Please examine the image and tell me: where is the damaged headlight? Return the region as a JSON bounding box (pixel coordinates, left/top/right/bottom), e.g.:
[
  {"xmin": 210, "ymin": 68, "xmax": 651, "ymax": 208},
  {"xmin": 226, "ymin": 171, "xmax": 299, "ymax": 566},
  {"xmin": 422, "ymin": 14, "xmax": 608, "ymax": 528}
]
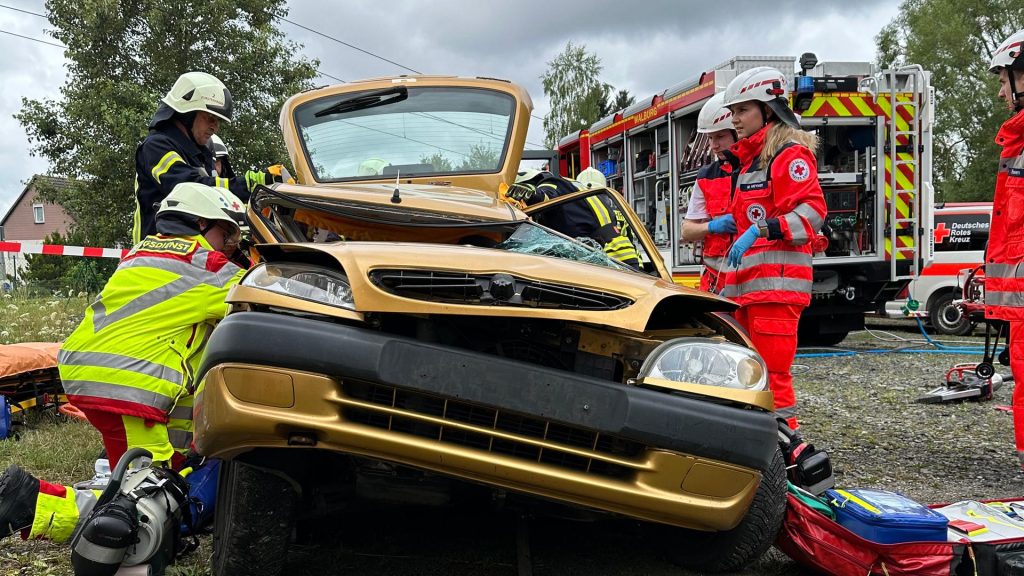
[
  {"xmin": 638, "ymin": 338, "xmax": 768, "ymax": 391},
  {"xmin": 241, "ymin": 263, "xmax": 355, "ymax": 309}
]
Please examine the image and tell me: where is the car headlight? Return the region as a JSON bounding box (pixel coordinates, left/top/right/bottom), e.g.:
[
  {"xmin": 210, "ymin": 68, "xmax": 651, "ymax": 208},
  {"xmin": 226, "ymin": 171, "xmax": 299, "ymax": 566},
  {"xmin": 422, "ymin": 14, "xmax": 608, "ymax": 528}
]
[
  {"xmin": 241, "ymin": 263, "xmax": 355, "ymax": 309},
  {"xmin": 638, "ymin": 338, "xmax": 768, "ymax": 391}
]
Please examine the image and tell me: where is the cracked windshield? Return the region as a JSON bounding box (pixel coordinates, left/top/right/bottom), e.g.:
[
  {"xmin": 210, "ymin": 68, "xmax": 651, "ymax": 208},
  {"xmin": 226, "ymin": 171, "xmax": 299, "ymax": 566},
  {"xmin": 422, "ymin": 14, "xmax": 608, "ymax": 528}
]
[{"xmin": 295, "ymin": 86, "xmax": 515, "ymax": 180}]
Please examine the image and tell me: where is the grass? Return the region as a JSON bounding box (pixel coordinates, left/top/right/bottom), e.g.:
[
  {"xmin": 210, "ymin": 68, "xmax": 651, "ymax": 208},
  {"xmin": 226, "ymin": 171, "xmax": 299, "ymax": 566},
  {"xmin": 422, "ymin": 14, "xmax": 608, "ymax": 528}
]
[{"xmin": 0, "ymin": 293, "xmax": 91, "ymax": 345}]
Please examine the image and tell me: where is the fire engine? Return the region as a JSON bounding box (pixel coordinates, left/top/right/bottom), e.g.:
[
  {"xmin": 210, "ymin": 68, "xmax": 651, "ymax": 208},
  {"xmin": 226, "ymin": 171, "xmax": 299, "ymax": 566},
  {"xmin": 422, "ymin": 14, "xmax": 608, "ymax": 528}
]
[{"xmin": 557, "ymin": 54, "xmax": 935, "ymax": 345}]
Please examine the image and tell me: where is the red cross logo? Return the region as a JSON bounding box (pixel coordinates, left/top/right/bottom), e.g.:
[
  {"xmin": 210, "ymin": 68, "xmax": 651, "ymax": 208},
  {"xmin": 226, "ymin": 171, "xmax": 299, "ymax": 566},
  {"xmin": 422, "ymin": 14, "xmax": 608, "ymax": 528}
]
[
  {"xmin": 746, "ymin": 203, "xmax": 767, "ymax": 222},
  {"xmin": 933, "ymin": 223, "xmax": 951, "ymax": 244},
  {"xmin": 792, "ymin": 163, "xmax": 807, "ymax": 179},
  {"xmin": 231, "ymin": 201, "xmax": 241, "ymax": 210}
]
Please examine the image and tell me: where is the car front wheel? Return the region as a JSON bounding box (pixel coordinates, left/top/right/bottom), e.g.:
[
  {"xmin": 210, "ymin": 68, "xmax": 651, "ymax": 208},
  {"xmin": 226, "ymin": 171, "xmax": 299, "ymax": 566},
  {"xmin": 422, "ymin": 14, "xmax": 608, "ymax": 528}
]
[
  {"xmin": 653, "ymin": 448, "xmax": 787, "ymax": 573},
  {"xmin": 211, "ymin": 459, "xmax": 298, "ymax": 576}
]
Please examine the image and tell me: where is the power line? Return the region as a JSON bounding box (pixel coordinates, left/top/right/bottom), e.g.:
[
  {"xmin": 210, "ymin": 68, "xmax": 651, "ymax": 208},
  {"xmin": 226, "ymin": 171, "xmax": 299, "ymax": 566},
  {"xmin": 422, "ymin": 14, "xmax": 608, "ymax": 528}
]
[
  {"xmin": 0, "ymin": 28, "xmax": 64, "ymax": 49},
  {"xmin": 277, "ymin": 15, "xmax": 421, "ymax": 75},
  {"xmin": 0, "ymin": 3, "xmax": 550, "ymax": 147},
  {"xmin": 0, "ymin": 3, "xmax": 44, "ymax": 18}
]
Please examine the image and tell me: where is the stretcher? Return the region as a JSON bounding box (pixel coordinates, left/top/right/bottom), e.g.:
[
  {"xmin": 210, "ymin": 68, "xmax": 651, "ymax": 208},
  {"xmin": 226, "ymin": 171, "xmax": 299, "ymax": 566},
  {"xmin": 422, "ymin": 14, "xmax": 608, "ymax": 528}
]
[{"xmin": 0, "ymin": 342, "xmax": 65, "ymax": 437}]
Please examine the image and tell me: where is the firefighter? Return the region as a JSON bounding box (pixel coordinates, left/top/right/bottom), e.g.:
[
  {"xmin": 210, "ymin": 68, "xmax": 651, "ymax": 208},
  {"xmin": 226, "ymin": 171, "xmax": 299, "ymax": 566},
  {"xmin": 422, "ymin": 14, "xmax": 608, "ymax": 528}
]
[
  {"xmin": 132, "ymin": 71, "xmax": 282, "ymax": 244},
  {"xmin": 987, "ymin": 29, "xmax": 1024, "ymax": 468},
  {"xmin": 209, "ymin": 134, "xmax": 234, "ymax": 178},
  {"xmin": 509, "ymin": 169, "xmax": 641, "ymax": 269},
  {"xmin": 0, "ymin": 182, "xmax": 246, "ymax": 543},
  {"xmin": 719, "ymin": 66, "xmax": 827, "ymax": 430},
  {"xmin": 682, "ymin": 92, "xmax": 739, "ymax": 292}
]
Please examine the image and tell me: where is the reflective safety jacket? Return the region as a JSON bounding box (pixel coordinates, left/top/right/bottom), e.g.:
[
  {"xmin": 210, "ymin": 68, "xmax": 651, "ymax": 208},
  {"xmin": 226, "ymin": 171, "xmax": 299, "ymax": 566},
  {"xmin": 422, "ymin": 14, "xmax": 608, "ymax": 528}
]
[
  {"xmin": 694, "ymin": 160, "xmax": 733, "ymax": 291},
  {"xmin": 59, "ymin": 234, "xmax": 244, "ymax": 423},
  {"xmin": 986, "ymin": 110, "xmax": 1024, "ymax": 321},
  {"xmin": 133, "ymin": 122, "xmax": 251, "ymax": 244},
  {"xmin": 719, "ymin": 126, "xmax": 827, "ymax": 306},
  {"xmin": 524, "ymin": 175, "xmax": 641, "ymax": 269}
]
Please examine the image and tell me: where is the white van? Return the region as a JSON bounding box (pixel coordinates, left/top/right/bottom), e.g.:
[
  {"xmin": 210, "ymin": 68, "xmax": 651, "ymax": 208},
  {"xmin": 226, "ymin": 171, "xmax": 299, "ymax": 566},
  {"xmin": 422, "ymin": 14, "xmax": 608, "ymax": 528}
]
[{"xmin": 884, "ymin": 202, "xmax": 991, "ymax": 334}]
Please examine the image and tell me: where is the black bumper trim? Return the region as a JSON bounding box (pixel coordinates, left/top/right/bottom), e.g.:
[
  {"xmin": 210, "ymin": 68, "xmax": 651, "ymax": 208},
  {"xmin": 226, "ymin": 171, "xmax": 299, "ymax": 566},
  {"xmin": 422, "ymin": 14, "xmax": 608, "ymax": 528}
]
[{"xmin": 199, "ymin": 312, "xmax": 778, "ymax": 471}]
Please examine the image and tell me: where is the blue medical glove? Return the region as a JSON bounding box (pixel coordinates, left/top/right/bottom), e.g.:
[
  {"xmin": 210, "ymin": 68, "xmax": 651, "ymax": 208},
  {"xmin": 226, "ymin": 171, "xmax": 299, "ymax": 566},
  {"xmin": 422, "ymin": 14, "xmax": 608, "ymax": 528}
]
[
  {"xmin": 707, "ymin": 214, "xmax": 737, "ymax": 235},
  {"xmin": 728, "ymin": 225, "xmax": 760, "ymax": 268}
]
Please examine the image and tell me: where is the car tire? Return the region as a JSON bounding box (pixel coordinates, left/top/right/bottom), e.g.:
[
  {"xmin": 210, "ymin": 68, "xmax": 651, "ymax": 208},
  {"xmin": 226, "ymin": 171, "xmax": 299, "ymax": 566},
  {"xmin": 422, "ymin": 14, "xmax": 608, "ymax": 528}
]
[
  {"xmin": 655, "ymin": 448, "xmax": 787, "ymax": 573},
  {"xmin": 211, "ymin": 459, "xmax": 297, "ymax": 576},
  {"xmin": 929, "ymin": 291, "xmax": 972, "ymax": 336}
]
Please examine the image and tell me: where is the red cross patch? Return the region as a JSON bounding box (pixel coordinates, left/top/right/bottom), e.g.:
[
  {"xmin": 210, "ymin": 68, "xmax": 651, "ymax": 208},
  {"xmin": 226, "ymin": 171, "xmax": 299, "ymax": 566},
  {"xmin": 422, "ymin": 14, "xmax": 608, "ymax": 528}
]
[
  {"xmin": 746, "ymin": 203, "xmax": 767, "ymax": 223},
  {"xmin": 789, "ymin": 158, "xmax": 810, "ymax": 182}
]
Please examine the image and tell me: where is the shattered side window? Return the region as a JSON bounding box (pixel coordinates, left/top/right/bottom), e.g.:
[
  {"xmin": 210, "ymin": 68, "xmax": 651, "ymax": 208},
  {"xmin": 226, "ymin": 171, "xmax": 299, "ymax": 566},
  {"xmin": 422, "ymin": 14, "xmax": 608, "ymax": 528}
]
[{"xmin": 497, "ymin": 222, "xmax": 630, "ymax": 271}]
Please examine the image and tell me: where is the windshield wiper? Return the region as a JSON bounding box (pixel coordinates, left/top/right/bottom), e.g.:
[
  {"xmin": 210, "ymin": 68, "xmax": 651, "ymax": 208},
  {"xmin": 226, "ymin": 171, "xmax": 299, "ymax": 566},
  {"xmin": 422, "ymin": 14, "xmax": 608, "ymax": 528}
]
[{"xmin": 314, "ymin": 86, "xmax": 408, "ymax": 118}]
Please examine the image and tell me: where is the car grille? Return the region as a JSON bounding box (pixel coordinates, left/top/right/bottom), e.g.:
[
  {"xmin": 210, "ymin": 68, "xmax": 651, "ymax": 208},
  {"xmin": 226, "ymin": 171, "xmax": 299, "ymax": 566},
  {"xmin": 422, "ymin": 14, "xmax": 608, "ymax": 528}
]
[
  {"xmin": 368, "ymin": 269, "xmax": 632, "ymax": 311},
  {"xmin": 338, "ymin": 380, "xmax": 646, "ymax": 480}
]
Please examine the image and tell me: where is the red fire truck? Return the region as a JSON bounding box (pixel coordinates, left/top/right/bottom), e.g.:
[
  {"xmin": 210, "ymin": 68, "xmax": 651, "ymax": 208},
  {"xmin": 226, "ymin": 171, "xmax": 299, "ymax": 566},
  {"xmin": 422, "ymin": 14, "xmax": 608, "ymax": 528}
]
[{"xmin": 557, "ymin": 54, "xmax": 935, "ymax": 345}]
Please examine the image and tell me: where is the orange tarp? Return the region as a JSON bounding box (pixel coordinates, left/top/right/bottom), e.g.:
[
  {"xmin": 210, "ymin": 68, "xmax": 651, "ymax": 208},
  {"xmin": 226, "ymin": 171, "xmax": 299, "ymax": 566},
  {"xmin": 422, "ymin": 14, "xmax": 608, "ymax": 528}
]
[{"xmin": 0, "ymin": 342, "xmax": 61, "ymax": 380}]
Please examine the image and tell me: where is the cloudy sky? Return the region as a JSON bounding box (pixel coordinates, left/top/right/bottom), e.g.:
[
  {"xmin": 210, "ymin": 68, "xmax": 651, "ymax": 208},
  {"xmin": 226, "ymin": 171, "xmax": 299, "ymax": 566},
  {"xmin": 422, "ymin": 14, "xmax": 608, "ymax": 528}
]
[{"xmin": 0, "ymin": 0, "xmax": 900, "ymax": 228}]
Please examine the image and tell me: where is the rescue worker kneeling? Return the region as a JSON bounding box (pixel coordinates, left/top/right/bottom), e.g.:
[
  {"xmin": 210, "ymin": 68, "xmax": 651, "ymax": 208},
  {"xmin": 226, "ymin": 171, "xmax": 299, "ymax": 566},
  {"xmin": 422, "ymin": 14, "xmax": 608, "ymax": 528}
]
[
  {"xmin": 0, "ymin": 182, "xmax": 246, "ymax": 546},
  {"xmin": 508, "ymin": 168, "xmax": 641, "ymax": 269}
]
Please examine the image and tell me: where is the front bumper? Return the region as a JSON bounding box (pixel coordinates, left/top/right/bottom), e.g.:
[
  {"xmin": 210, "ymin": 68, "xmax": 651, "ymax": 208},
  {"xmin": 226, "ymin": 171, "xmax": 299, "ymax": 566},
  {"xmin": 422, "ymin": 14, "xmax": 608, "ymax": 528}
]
[{"xmin": 194, "ymin": 312, "xmax": 778, "ymax": 530}]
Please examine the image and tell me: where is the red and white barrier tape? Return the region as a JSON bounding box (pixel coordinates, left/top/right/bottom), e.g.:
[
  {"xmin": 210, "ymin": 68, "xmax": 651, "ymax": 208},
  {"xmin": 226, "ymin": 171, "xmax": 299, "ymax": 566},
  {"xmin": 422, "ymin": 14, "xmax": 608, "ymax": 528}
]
[{"xmin": 0, "ymin": 241, "xmax": 128, "ymax": 259}]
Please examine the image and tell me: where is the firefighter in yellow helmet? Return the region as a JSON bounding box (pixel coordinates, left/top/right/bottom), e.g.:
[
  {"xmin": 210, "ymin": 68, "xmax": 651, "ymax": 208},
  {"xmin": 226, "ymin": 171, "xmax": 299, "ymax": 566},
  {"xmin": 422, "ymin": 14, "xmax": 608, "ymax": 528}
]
[
  {"xmin": 133, "ymin": 72, "xmax": 283, "ymax": 244},
  {"xmin": 0, "ymin": 182, "xmax": 246, "ymax": 544},
  {"xmin": 509, "ymin": 168, "xmax": 641, "ymax": 269}
]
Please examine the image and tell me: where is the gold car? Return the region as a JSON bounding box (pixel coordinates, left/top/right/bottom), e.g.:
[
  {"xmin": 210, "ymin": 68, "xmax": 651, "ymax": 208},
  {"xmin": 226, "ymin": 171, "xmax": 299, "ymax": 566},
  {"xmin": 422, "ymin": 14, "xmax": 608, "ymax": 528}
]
[{"xmin": 194, "ymin": 76, "xmax": 785, "ymax": 576}]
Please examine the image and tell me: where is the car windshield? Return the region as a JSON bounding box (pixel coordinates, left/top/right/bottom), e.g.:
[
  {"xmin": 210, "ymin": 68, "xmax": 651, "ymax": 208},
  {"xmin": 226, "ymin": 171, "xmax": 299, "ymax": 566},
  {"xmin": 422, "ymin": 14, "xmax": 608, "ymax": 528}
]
[
  {"xmin": 294, "ymin": 86, "xmax": 516, "ymax": 181},
  {"xmin": 497, "ymin": 221, "xmax": 631, "ymax": 272}
]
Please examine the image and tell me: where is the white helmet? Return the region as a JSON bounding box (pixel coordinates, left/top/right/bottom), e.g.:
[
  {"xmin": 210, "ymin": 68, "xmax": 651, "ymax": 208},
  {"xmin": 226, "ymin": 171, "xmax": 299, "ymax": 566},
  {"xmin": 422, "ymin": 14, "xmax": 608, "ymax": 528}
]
[
  {"xmin": 991, "ymin": 29, "xmax": 1024, "ymax": 73},
  {"xmin": 357, "ymin": 158, "xmax": 389, "ymax": 176},
  {"xmin": 723, "ymin": 66, "xmax": 800, "ymax": 129},
  {"xmin": 515, "ymin": 168, "xmax": 543, "ymax": 184},
  {"xmin": 696, "ymin": 92, "xmax": 733, "ymax": 134},
  {"xmin": 162, "ymin": 72, "xmax": 233, "ymax": 122},
  {"xmin": 157, "ymin": 182, "xmax": 246, "ymax": 232},
  {"xmin": 575, "ymin": 167, "xmax": 607, "ymax": 189},
  {"xmin": 209, "ymin": 134, "xmax": 229, "ymax": 158}
]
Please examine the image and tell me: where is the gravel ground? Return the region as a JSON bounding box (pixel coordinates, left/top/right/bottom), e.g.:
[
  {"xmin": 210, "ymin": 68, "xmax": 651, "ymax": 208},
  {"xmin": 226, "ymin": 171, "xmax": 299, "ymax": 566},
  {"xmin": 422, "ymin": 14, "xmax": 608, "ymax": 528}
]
[{"xmin": 3, "ymin": 318, "xmax": 1022, "ymax": 576}]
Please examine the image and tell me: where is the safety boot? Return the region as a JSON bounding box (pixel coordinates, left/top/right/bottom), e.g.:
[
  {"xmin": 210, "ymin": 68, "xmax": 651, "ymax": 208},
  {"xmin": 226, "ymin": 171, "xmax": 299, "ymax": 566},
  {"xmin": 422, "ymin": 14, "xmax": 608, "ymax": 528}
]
[{"xmin": 0, "ymin": 464, "xmax": 39, "ymax": 539}]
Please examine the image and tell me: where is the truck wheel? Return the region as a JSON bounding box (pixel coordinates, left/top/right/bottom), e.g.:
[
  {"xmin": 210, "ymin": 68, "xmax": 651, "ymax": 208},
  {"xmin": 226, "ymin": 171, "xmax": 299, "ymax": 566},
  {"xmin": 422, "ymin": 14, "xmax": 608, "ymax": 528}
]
[
  {"xmin": 797, "ymin": 320, "xmax": 848, "ymax": 347},
  {"xmin": 655, "ymin": 448, "xmax": 787, "ymax": 573},
  {"xmin": 211, "ymin": 459, "xmax": 297, "ymax": 576},
  {"xmin": 929, "ymin": 291, "xmax": 972, "ymax": 336}
]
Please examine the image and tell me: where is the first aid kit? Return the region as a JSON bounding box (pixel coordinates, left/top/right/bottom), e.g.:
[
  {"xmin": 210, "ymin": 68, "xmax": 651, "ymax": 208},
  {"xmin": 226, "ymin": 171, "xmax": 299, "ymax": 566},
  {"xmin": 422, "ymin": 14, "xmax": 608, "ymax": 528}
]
[{"xmin": 825, "ymin": 488, "xmax": 949, "ymax": 544}]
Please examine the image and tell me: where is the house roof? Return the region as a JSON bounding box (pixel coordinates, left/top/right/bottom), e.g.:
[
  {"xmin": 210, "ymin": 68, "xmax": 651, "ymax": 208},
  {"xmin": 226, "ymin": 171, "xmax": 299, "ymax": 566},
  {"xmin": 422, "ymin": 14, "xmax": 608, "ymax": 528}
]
[{"xmin": 0, "ymin": 175, "xmax": 73, "ymax": 228}]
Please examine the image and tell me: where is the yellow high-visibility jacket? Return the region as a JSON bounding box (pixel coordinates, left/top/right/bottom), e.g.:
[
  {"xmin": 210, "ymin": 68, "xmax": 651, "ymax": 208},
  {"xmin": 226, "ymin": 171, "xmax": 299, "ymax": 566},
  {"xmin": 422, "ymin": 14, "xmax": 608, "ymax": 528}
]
[{"xmin": 59, "ymin": 234, "xmax": 243, "ymax": 422}]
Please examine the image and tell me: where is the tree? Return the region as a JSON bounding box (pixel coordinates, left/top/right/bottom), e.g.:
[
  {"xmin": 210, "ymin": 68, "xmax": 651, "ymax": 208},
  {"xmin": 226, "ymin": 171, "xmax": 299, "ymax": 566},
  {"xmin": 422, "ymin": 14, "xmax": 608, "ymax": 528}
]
[
  {"xmin": 876, "ymin": 0, "xmax": 1024, "ymax": 201},
  {"xmin": 17, "ymin": 0, "xmax": 319, "ymax": 246},
  {"xmin": 540, "ymin": 42, "xmax": 612, "ymax": 149},
  {"xmin": 607, "ymin": 89, "xmax": 636, "ymax": 114}
]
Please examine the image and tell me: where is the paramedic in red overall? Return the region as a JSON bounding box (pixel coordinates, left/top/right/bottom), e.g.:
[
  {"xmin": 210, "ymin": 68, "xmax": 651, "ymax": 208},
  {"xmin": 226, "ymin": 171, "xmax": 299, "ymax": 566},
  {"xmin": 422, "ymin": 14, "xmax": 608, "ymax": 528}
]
[
  {"xmin": 987, "ymin": 29, "xmax": 1024, "ymax": 468},
  {"xmin": 682, "ymin": 92, "xmax": 738, "ymax": 292},
  {"xmin": 719, "ymin": 66, "xmax": 827, "ymax": 430}
]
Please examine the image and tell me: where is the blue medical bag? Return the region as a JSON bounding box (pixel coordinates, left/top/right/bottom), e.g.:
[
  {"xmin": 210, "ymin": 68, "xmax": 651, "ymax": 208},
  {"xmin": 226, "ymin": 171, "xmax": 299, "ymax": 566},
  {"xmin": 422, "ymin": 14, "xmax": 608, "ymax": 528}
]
[{"xmin": 825, "ymin": 488, "xmax": 949, "ymax": 544}]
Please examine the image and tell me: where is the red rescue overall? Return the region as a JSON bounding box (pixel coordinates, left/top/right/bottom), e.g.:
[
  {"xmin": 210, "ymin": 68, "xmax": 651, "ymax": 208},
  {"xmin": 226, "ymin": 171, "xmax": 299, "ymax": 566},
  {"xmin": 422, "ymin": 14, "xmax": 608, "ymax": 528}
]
[
  {"xmin": 720, "ymin": 126, "xmax": 827, "ymax": 429},
  {"xmin": 695, "ymin": 160, "xmax": 734, "ymax": 292},
  {"xmin": 985, "ymin": 109, "xmax": 1024, "ymax": 465}
]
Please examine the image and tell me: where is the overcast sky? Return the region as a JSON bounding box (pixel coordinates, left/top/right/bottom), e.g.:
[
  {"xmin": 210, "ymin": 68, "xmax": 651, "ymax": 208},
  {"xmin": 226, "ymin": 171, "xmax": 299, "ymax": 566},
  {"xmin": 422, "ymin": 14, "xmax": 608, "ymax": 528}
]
[{"xmin": 0, "ymin": 0, "xmax": 900, "ymax": 228}]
